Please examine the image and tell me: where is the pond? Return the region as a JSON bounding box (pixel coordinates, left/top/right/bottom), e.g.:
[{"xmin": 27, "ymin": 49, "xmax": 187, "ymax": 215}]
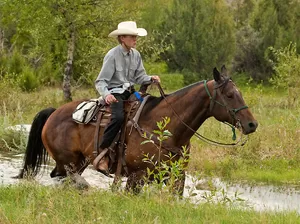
[{"xmin": 1, "ymin": 151, "xmax": 300, "ymax": 214}]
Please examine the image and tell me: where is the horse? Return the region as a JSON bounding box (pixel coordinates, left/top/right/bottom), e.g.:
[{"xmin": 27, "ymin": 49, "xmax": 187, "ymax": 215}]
[{"xmin": 17, "ymin": 66, "xmax": 258, "ymax": 194}]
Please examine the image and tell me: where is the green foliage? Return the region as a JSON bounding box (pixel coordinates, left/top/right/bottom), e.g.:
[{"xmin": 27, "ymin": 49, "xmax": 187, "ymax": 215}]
[
  {"xmin": 232, "ymin": 25, "xmax": 264, "ymax": 81},
  {"xmin": 161, "ymin": 0, "xmax": 236, "ymax": 84},
  {"xmin": 142, "ymin": 117, "xmax": 190, "ymax": 194},
  {"xmin": 17, "ymin": 66, "xmax": 40, "ymax": 92},
  {"xmin": 249, "ymin": 0, "xmax": 300, "ymax": 81},
  {"xmin": 5, "ymin": 50, "xmax": 26, "ymax": 75},
  {"xmin": 138, "ymin": 30, "xmax": 173, "ymax": 64},
  {"xmin": 269, "ymin": 43, "xmax": 300, "ymax": 108},
  {"xmin": 0, "ymin": 128, "xmax": 27, "ymax": 152},
  {"xmin": 269, "ymin": 43, "xmax": 300, "ymax": 88},
  {"xmin": 0, "ymin": 103, "xmax": 27, "ymax": 152},
  {"xmin": 231, "ymin": 0, "xmax": 256, "ymax": 28}
]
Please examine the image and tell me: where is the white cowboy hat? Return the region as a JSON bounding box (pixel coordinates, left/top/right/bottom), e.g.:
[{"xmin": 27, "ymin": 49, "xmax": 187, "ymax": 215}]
[{"xmin": 108, "ymin": 21, "xmax": 147, "ymax": 37}]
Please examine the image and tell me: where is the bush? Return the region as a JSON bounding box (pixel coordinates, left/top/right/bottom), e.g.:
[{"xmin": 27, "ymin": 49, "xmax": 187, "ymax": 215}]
[
  {"xmin": 269, "ymin": 43, "xmax": 300, "ymax": 88},
  {"xmin": 17, "ymin": 66, "xmax": 40, "ymax": 92},
  {"xmin": 161, "ymin": 0, "xmax": 235, "ymax": 84},
  {"xmin": 269, "ymin": 42, "xmax": 300, "ymax": 107}
]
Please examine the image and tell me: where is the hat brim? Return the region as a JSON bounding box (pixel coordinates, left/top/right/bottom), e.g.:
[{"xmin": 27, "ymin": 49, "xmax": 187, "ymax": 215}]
[{"xmin": 108, "ymin": 28, "xmax": 147, "ymax": 37}]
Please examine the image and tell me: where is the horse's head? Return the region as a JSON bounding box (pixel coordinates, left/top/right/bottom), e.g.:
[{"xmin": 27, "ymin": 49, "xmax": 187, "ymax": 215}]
[{"xmin": 208, "ymin": 65, "xmax": 258, "ymax": 134}]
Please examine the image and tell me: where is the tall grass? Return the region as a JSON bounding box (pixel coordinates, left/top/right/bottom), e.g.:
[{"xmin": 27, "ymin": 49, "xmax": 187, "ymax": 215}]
[{"xmin": 0, "ymin": 183, "xmax": 298, "ymax": 224}]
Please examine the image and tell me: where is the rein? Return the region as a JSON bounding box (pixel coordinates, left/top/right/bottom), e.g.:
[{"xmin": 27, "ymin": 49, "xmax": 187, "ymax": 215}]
[{"xmin": 155, "ymin": 81, "xmax": 248, "ymax": 147}]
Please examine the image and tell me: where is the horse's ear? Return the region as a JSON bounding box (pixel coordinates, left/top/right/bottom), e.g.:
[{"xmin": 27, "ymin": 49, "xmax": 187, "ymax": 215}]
[
  {"xmin": 213, "ymin": 67, "xmax": 221, "ymax": 82},
  {"xmin": 221, "ymin": 65, "xmax": 227, "ymax": 76}
]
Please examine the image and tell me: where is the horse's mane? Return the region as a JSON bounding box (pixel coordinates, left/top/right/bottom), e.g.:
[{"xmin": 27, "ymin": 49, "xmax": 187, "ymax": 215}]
[{"xmin": 142, "ymin": 80, "xmax": 205, "ymax": 114}]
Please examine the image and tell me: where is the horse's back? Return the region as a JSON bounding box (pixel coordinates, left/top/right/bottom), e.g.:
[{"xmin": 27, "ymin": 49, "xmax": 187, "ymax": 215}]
[{"xmin": 41, "ymin": 100, "xmax": 87, "ymax": 157}]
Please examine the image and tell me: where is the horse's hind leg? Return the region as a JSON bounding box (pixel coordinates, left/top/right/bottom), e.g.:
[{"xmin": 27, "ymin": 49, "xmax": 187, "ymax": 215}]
[
  {"xmin": 51, "ymin": 152, "xmax": 90, "ymax": 189},
  {"xmin": 125, "ymin": 170, "xmax": 146, "ymax": 194},
  {"xmin": 50, "ymin": 164, "xmax": 67, "ymax": 178}
]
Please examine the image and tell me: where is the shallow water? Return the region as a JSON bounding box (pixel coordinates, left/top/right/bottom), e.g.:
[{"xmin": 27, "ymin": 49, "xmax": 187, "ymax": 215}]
[{"xmin": 1, "ymin": 151, "xmax": 300, "ymax": 214}]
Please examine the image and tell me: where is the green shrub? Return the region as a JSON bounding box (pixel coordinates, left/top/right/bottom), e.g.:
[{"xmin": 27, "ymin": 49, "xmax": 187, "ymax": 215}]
[
  {"xmin": 17, "ymin": 66, "xmax": 40, "ymax": 91},
  {"xmin": 269, "ymin": 42, "xmax": 300, "ymax": 107},
  {"xmin": 269, "ymin": 43, "xmax": 300, "ymax": 88}
]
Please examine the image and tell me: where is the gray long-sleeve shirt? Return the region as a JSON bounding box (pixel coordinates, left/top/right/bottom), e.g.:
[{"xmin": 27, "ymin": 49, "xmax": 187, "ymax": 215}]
[{"xmin": 95, "ymin": 44, "xmax": 151, "ymax": 99}]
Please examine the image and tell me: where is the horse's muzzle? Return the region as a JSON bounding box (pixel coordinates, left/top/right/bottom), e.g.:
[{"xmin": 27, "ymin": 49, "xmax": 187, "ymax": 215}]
[{"xmin": 242, "ymin": 120, "xmax": 258, "ymax": 134}]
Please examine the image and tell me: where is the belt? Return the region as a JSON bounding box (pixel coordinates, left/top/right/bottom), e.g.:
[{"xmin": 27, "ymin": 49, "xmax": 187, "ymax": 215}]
[
  {"xmin": 108, "ymin": 85, "xmax": 124, "ymax": 90},
  {"xmin": 108, "ymin": 85, "xmax": 133, "ymax": 91}
]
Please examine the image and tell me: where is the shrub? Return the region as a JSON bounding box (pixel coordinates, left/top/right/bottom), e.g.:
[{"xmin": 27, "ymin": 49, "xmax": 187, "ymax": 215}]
[
  {"xmin": 269, "ymin": 43, "xmax": 300, "ymax": 88},
  {"xmin": 17, "ymin": 66, "xmax": 40, "ymax": 92}
]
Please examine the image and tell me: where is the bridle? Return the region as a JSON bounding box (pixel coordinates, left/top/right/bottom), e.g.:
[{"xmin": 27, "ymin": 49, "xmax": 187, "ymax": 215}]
[
  {"xmin": 204, "ymin": 79, "xmax": 248, "ymax": 140},
  {"xmin": 155, "ymin": 79, "xmax": 249, "ymax": 147}
]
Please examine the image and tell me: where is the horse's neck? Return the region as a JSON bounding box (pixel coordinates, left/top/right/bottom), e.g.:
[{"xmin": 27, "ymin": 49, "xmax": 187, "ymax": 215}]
[{"xmin": 143, "ymin": 81, "xmax": 212, "ymax": 146}]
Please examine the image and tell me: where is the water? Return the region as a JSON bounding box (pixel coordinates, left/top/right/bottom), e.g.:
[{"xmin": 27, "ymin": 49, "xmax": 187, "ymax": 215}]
[{"xmin": 1, "ymin": 151, "xmax": 300, "ymax": 214}]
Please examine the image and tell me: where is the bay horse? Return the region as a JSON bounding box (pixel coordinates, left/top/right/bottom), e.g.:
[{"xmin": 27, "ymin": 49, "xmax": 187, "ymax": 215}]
[{"xmin": 17, "ymin": 66, "xmax": 258, "ymax": 194}]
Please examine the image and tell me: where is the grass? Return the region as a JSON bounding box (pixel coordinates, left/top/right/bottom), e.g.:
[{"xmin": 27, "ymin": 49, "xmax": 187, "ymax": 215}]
[{"xmin": 0, "ymin": 183, "xmax": 299, "ymax": 224}]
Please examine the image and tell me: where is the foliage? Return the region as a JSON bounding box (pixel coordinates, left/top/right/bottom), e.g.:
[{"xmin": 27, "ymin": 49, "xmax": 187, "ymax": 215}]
[
  {"xmin": 249, "ymin": 0, "xmax": 300, "ymax": 81},
  {"xmin": 269, "ymin": 43, "xmax": 300, "ymax": 108},
  {"xmin": 269, "ymin": 43, "xmax": 300, "ymax": 88},
  {"xmin": 232, "ymin": 25, "xmax": 264, "ymax": 81},
  {"xmin": 0, "ymin": 104, "xmax": 27, "ymax": 152},
  {"xmin": 0, "ymin": 0, "xmax": 142, "ymax": 91},
  {"xmin": 141, "ymin": 117, "xmax": 190, "ymax": 194},
  {"xmin": 161, "ymin": 0, "xmax": 236, "ymax": 84},
  {"xmin": 1, "ymin": 0, "xmax": 300, "ymax": 87},
  {"xmin": 230, "ymin": 0, "xmax": 256, "ymax": 28}
]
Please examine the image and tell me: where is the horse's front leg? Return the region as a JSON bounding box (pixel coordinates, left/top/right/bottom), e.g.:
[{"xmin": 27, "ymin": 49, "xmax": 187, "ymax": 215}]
[
  {"xmin": 171, "ymin": 171, "xmax": 186, "ymax": 196},
  {"xmin": 125, "ymin": 170, "xmax": 146, "ymax": 194}
]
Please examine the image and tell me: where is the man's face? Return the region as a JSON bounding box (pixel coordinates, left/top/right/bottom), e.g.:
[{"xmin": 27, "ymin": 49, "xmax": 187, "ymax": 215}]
[{"xmin": 121, "ymin": 35, "xmax": 137, "ymax": 49}]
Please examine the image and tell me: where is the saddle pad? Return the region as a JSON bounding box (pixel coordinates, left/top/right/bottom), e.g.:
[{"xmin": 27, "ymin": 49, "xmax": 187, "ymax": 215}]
[{"xmin": 72, "ymin": 99, "xmax": 100, "ymax": 124}]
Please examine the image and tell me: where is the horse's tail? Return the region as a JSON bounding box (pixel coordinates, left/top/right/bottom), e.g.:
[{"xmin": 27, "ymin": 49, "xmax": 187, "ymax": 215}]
[{"xmin": 15, "ymin": 107, "xmax": 56, "ymax": 179}]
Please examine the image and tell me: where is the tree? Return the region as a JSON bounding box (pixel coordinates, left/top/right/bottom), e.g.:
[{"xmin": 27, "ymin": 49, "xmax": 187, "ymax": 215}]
[
  {"xmin": 160, "ymin": 0, "xmax": 236, "ymax": 84},
  {"xmin": 249, "ymin": 0, "xmax": 300, "ymax": 81},
  {"xmin": 0, "ymin": 0, "xmax": 141, "ymax": 100}
]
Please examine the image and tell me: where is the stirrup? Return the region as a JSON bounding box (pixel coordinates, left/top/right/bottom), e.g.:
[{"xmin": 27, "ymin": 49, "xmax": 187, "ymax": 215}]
[{"xmin": 93, "ymin": 148, "xmax": 112, "ymax": 178}]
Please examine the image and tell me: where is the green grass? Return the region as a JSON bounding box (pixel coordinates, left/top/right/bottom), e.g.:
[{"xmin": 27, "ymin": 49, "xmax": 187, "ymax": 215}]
[{"xmin": 0, "ymin": 183, "xmax": 299, "ymax": 224}]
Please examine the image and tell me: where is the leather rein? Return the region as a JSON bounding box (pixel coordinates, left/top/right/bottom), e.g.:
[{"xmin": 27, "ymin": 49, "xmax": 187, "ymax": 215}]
[{"xmin": 154, "ymin": 79, "xmax": 249, "ymax": 147}]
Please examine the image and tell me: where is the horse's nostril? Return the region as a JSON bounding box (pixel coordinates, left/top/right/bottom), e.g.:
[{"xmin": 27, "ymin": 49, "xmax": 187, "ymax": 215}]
[{"xmin": 248, "ymin": 121, "xmax": 258, "ymax": 129}]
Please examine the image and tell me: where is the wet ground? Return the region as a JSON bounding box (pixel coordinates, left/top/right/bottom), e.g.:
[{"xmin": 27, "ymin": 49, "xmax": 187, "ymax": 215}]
[{"xmin": 1, "ymin": 151, "xmax": 300, "ymax": 214}]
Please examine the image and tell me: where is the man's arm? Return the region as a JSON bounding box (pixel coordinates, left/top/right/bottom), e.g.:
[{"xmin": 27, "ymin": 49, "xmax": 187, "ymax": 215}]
[{"xmin": 95, "ymin": 53, "xmax": 115, "ymax": 99}]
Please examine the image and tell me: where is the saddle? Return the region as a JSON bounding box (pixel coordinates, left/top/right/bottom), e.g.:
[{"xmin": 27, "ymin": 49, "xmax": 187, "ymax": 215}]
[{"xmin": 72, "ymin": 92, "xmax": 148, "ymax": 175}]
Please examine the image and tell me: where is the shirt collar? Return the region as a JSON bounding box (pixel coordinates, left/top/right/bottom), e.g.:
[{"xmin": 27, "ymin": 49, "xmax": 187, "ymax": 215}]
[{"xmin": 119, "ymin": 44, "xmax": 131, "ymax": 56}]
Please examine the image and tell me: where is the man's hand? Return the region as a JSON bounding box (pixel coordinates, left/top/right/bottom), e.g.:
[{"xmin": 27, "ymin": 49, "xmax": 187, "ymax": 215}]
[
  {"xmin": 151, "ymin": 75, "xmax": 161, "ymax": 83},
  {"xmin": 105, "ymin": 94, "xmax": 118, "ymax": 105}
]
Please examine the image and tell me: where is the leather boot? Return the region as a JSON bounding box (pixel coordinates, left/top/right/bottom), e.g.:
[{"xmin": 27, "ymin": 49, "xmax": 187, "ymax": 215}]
[
  {"xmin": 93, "ymin": 148, "xmax": 112, "ymax": 177},
  {"xmin": 97, "ymin": 156, "xmax": 109, "ymax": 173}
]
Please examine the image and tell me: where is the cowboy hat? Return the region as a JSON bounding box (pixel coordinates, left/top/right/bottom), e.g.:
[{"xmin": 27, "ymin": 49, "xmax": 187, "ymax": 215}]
[{"xmin": 108, "ymin": 21, "xmax": 147, "ymax": 37}]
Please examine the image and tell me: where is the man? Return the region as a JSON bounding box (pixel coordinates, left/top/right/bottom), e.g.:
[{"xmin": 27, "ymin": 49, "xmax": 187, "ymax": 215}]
[{"xmin": 94, "ymin": 21, "xmax": 160, "ymax": 176}]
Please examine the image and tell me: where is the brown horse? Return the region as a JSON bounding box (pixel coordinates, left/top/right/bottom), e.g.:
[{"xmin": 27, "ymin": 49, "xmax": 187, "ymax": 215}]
[{"xmin": 17, "ymin": 66, "xmax": 258, "ymax": 193}]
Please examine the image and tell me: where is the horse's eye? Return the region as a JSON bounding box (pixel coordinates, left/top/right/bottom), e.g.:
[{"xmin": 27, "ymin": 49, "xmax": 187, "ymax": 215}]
[{"xmin": 226, "ymin": 92, "xmax": 234, "ymax": 98}]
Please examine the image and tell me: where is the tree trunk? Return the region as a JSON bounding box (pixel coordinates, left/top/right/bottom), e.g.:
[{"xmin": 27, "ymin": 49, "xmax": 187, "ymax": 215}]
[
  {"xmin": 63, "ymin": 24, "xmax": 75, "ymax": 102},
  {"xmin": 0, "ymin": 28, "xmax": 4, "ymax": 52}
]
